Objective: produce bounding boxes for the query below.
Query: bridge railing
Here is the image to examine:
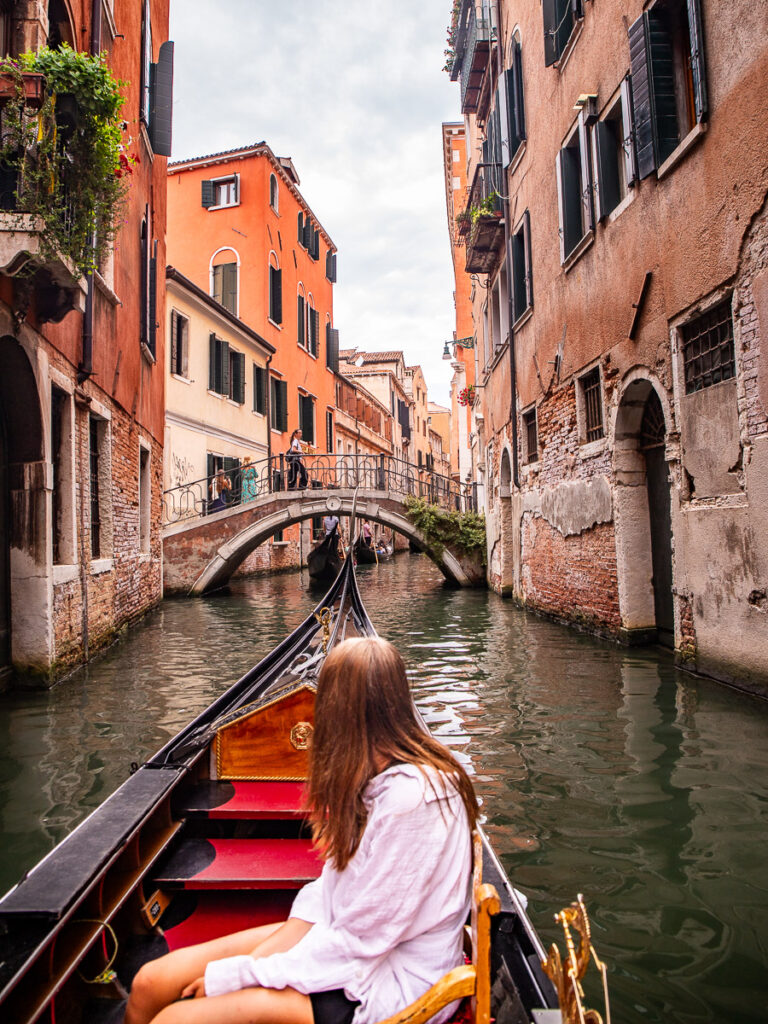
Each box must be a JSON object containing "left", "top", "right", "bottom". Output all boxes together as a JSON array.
[{"left": 161, "top": 453, "right": 475, "bottom": 527}]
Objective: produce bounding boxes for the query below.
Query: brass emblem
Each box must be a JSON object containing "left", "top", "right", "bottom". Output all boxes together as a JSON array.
[{"left": 290, "top": 721, "right": 313, "bottom": 750}]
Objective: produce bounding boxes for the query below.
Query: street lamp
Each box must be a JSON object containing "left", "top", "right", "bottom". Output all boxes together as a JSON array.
[{"left": 442, "top": 341, "right": 452, "bottom": 360}]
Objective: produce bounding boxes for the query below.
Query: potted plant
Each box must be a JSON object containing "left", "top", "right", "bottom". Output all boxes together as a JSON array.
[
  {"left": 455, "top": 209, "right": 471, "bottom": 235},
  {"left": 0, "top": 65, "right": 45, "bottom": 108}
]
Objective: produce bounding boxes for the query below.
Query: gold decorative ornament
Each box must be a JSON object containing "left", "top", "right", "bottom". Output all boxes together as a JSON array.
[
  {"left": 541, "top": 894, "right": 611, "bottom": 1024},
  {"left": 314, "top": 606, "right": 332, "bottom": 653},
  {"left": 290, "top": 721, "right": 313, "bottom": 750}
]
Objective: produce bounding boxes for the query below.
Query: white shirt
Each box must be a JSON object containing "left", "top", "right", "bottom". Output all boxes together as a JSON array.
[{"left": 204, "top": 764, "right": 472, "bottom": 1023}]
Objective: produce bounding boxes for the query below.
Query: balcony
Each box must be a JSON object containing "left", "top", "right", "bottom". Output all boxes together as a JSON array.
[
  {"left": 463, "top": 163, "right": 505, "bottom": 274},
  {"left": 454, "top": 4, "right": 492, "bottom": 114}
]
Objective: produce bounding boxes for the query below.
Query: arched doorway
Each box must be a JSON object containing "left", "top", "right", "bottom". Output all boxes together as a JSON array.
[
  {"left": 613, "top": 376, "right": 674, "bottom": 645},
  {"left": 640, "top": 389, "right": 674, "bottom": 646}
]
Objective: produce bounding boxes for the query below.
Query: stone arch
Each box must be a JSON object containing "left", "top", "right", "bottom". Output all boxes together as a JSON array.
[
  {"left": 0, "top": 336, "right": 46, "bottom": 677},
  {"left": 183, "top": 496, "right": 475, "bottom": 594},
  {"left": 496, "top": 443, "right": 517, "bottom": 596},
  {"left": 611, "top": 370, "right": 675, "bottom": 643}
]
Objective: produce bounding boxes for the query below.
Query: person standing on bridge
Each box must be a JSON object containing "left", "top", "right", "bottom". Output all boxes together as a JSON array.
[{"left": 287, "top": 429, "right": 308, "bottom": 490}]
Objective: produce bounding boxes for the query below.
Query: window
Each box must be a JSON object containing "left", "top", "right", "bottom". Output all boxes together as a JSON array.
[
  {"left": 501, "top": 37, "right": 526, "bottom": 164},
  {"left": 681, "top": 298, "right": 735, "bottom": 395},
  {"left": 139, "top": 443, "right": 151, "bottom": 554},
  {"left": 269, "top": 173, "right": 279, "bottom": 212},
  {"left": 325, "top": 249, "right": 337, "bottom": 282},
  {"left": 326, "top": 322, "right": 339, "bottom": 373},
  {"left": 326, "top": 410, "right": 334, "bottom": 453},
  {"left": 170, "top": 309, "right": 189, "bottom": 376},
  {"left": 140, "top": 212, "right": 157, "bottom": 357},
  {"left": 556, "top": 113, "right": 594, "bottom": 262},
  {"left": 270, "top": 377, "right": 288, "bottom": 432},
  {"left": 208, "top": 334, "right": 245, "bottom": 403},
  {"left": 301, "top": 215, "right": 320, "bottom": 260},
  {"left": 269, "top": 256, "right": 282, "bottom": 324},
  {"left": 273, "top": 529, "right": 284, "bottom": 542},
  {"left": 511, "top": 210, "right": 533, "bottom": 322},
  {"left": 51, "top": 384, "right": 74, "bottom": 564},
  {"left": 523, "top": 407, "right": 539, "bottom": 463},
  {"left": 253, "top": 364, "right": 267, "bottom": 414},
  {"left": 543, "top": 0, "right": 583, "bottom": 66},
  {"left": 297, "top": 288, "right": 306, "bottom": 349},
  {"left": 312, "top": 515, "right": 324, "bottom": 541},
  {"left": 202, "top": 175, "right": 239, "bottom": 209},
  {"left": 628, "top": 0, "right": 707, "bottom": 179},
  {"left": 297, "top": 211, "right": 304, "bottom": 244},
  {"left": 298, "top": 393, "right": 315, "bottom": 446},
  {"left": 593, "top": 81, "right": 636, "bottom": 220},
  {"left": 307, "top": 300, "right": 319, "bottom": 357},
  {"left": 212, "top": 262, "right": 237, "bottom": 315},
  {"left": 578, "top": 367, "right": 604, "bottom": 443}
]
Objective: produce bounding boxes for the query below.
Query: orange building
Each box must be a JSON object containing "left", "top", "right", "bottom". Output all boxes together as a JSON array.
[
  {"left": 167, "top": 145, "right": 338, "bottom": 461},
  {"left": 441, "top": 122, "right": 475, "bottom": 486}
]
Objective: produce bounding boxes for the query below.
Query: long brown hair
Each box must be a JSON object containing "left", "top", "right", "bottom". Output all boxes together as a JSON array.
[{"left": 306, "top": 636, "right": 478, "bottom": 870}]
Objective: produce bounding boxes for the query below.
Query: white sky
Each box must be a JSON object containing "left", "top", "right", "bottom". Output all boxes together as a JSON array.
[{"left": 169, "top": 0, "right": 461, "bottom": 405}]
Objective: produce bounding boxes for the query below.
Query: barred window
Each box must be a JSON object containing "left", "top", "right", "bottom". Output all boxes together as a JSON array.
[
  {"left": 681, "top": 299, "right": 735, "bottom": 395},
  {"left": 579, "top": 367, "right": 604, "bottom": 443},
  {"left": 523, "top": 408, "right": 538, "bottom": 463}
]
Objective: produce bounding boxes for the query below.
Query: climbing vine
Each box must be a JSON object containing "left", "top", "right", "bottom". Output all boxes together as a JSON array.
[{"left": 404, "top": 495, "right": 486, "bottom": 566}]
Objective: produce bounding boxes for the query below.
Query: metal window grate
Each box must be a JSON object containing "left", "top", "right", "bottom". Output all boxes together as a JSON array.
[
  {"left": 524, "top": 408, "right": 538, "bottom": 463},
  {"left": 681, "top": 299, "right": 735, "bottom": 395},
  {"left": 581, "top": 368, "right": 604, "bottom": 442}
]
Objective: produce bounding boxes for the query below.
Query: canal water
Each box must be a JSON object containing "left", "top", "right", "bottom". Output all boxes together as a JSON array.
[{"left": 1, "top": 554, "right": 767, "bottom": 1023}]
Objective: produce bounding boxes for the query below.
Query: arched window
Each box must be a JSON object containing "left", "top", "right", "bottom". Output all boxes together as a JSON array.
[
  {"left": 210, "top": 247, "right": 239, "bottom": 316},
  {"left": 269, "top": 173, "right": 279, "bottom": 212},
  {"left": 269, "top": 251, "right": 282, "bottom": 325}
]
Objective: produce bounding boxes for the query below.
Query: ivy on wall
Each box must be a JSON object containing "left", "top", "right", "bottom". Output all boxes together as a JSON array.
[{"left": 404, "top": 495, "right": 487, "bottom": 567}]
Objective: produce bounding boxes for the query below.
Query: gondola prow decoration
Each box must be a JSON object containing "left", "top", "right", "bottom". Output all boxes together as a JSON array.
[{"left": 541, "top": 894, "right": 611, "bottom": 1024}]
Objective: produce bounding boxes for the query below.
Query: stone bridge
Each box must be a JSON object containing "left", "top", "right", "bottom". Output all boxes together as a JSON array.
[{"left": 162, "top": 489, "right": 485, "bottom": 594}]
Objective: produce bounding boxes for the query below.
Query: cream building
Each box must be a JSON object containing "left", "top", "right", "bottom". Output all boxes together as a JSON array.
[{"left": 164, "top": 267, "right": 275, "bottom": 510}]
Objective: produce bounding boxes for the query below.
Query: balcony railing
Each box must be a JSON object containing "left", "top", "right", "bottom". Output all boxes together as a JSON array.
[
  {"left": 458, "top": 6, "right": 492, "bottom": 113},
  {"left": 463, "top": 162, "right": 505, "bottom": 274},
  {"left": 162, "top": 453, "right": 476, "bottom": 527}
]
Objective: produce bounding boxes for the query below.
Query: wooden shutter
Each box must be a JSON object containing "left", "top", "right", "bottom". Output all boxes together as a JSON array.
[
  {"left": 213, "top": 265, "right": 223, "bottom": 306},
  {"left": 310, "top": 308, "right": 319, "bottom": 356},
  {"left": 511, "top": 41, "right": 526, "bottom": 146},
  {"left": 629, "top": 12, "right": 679, "bottom": 179},
  {"left": 226, "top": 262, "right": 238, "bottom": 314},
  {"left": 511, "top": 225, "right": 526, "bottom": 322},
  {"left": 232, "top": 351, "right": 245, "bottom": 403},
  {"left": 578, "top": 112, "right": 594, "bottom": 232},
  {"left": 297, "top": 294, "right": 305, "bottom": 346},
  {"left": 149, "top": 40, "right": 174, "bottom": 157},
  {"left": 496, "top": 79, "right": 511, "bottom": 168},
  {"left": 298, "top": 212, "right": 304, "bottom": 244},
  {"left": 686, "top": 0, "right": 707, "bottom": 122},
  {"left": 270, "top": 266, "right": 282, "bottom": 324},
  {"left": 208, "top": 333, "right": 217, "bottom": 390},
  {"left": 170, "top": 310, "right": 178, "bottom": 373},
  {"left": 326, "top": 250, "right": 337, "bottom": 282},
  {"left": 326, "top": 326, "right": 339, "bottom": 373},
  {"left": 140, "top": 207, "right": 149, "bottom": 346},
  {"left": 278, "top": 380, "right": 288, "bottom": 432},
  {"left": 253, "top": 365, "right": 266, "bottom": 413},
  {"left": 219, "top": 340, "right": 230, "bottom": 397},
  {"left": 557, "top": 146, "right": 582, "bottom": 259},
  {"left": 326, "top": 411, "right": 333, "bottom": 453},
  {"left": 542, "top": 0, "right": 560, "bottom": 66},
  {"left": 201, "top": 180, "right": 215, "bottom": 208},
  {"left": 620, "top": 76, "right": 638, "bottom": 187}
]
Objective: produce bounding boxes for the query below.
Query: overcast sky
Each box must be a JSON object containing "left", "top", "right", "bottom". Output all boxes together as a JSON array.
[{"left": 169, "top": 0, "right": 461, "bottom": 405}]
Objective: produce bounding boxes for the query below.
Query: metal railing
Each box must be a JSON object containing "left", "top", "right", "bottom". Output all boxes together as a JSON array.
[{"left": 162, "top": 453, "right": 476, "bottom": 527}]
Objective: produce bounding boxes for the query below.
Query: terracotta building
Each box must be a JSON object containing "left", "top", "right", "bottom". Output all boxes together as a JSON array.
[
  {"left": 338, "top": 350, "right": 413, "bottom": 462},
  {"left": 441, "top": 121, "right": 476, "bottom": 487},
  {"left": 447, "top": 0, "right": 768, "bottom": 693},
  {"left": 167, "top": 144, "right": 339, "bottom": 571},
  {"left": 0, "top": 1, "right": 172, "bottom": 686}
]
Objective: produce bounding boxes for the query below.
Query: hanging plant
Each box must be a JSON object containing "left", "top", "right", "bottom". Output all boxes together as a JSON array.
[
  {"left": 0, "top": 45, "right": 136, "bottom": 277},
  {"left": 457, "top": 384, "right": 476, "bottom": 406},
  {"left": 443, "top": 0, "right": 463, "bottom": 74}
]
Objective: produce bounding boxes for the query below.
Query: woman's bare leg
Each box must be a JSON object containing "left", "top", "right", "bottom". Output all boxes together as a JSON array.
[
  {"left": 149, "top": 985, "right": 313, "bottom": 1024},
  {"left": 125, "top": 918, "right": 312, "bottom": 1024}
]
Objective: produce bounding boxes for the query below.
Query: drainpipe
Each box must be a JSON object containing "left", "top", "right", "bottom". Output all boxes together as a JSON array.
[
  {"left": 78, "top": 2, "right": 103, "bottom": 384},
  {"left": 491, "top": 0, "right": 520, "bottom": 488},
  {"left": 265, "top": 355, "right": 273, "bottom": 486}
]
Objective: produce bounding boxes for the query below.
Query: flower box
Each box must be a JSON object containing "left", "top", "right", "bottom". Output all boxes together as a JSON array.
[{"left": 0, "top": 71, "right": 45, "bottom": 109}]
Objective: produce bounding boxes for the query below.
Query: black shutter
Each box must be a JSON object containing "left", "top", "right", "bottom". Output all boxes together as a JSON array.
[
  {"left": 543, "top": 0, "right": 571, "bottom": 66},
  {"left": 278, "top": 380, "right": 288, "bottom": 432},
  {"left": 326, "top": 250, "right": 337, "bottom": 282},
  {"left": 559, "top": 145, "right": 583, "bottom": 257},
  {"left": 302, "top": 220, "right": 312, "bottom": 249},
  {"left": 170, "top": 310, "right": 178, "bottom": 373},
  {"left": 253, "top": 365, "right": 266, "bottom": 413},
  {"left": 595, "top": 120, "right": 621, "bottom": 220},
  {"left": 201, "top": 180, "right": 215, "bottom": 208},
  {"left": 149, "top": 40, "right": 174, "bottom": 157},
  {"left": 511, "top": 226, "right": 525, "bottom": 322},
  {"left": 140, "top": 209, "right": 149, "bottom": 346},
  {"left": 206, "top": 453, "right": 214, "bottom": 494},
  {"left": 512, "top": 41, "right": 526, "bottom": 145},
  {"left": 148, "top": 242, "right": 157, "bottom": 357},
  {"left": 237, "top": 352, "right": 246, "bottom": 403},
  {"left": 629, "top": 12, "right": 679, "bottom": 179},
  {"left": 220, "top": 340, "right": 230, "bottom": 397},
  {"left": 326, "top": 410, "right": 333, "bottom": 453},
  {"left": 269, "top": 266, "right": 282, "bottom": 323},
  {"left": 310, "top": 308, "right": 319, "bottom": 356},
  {"left": 297, "top": 294, "right": 305, "bottom": 346},
  {"left": 523, "top": 209, "right": 533, "bottom": 310},
  {"left": 298, "top": 212, "right": 304, "bottom": 244},
  {"left": 686, "top": 0, "right": 707, "bottom": 122},
  {"left": 326, "top": 326, "right": 339, "bottom": 373},
  {"left": 208, "top": 333, "right": 217, "bottom": 391}
]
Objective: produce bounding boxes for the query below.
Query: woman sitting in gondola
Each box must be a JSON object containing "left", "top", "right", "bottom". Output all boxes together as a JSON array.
[{"left": 125, "top": 636, "right": 477, "bottom": 1024}]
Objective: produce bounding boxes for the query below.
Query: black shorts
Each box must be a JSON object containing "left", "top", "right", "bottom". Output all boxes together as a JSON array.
[{"left": 310, "top": 989, "right": 360, "bottom": 1024}]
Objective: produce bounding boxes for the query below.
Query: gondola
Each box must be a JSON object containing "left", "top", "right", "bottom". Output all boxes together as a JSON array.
[
  {"left": 306, "top": 528, "right": 343, "bottom": 584},
  {"left": 0, "top": 547, "right": 605, "bottom": 1024},
  {"left": 353, "top": 536, "right": 377, "bottom": 564}
]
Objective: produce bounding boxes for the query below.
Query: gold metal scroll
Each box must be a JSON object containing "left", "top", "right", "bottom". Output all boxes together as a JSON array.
[{"left": 541, "top": 894, "right": 611, "bottom": 1024}]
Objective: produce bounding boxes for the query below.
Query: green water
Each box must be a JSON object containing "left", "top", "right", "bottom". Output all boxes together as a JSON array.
[{"left": 1, "top": 554, "right": 766, "bottom": 1022}]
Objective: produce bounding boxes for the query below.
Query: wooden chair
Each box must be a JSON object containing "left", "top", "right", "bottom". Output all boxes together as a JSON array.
[{"left": 374, "top": 832, "right": 500, "bottom": 1024}]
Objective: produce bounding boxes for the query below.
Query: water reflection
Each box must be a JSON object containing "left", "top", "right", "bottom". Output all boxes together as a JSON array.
[{"left": 1, "top": 555, "right": 767, "bottom": 1023}]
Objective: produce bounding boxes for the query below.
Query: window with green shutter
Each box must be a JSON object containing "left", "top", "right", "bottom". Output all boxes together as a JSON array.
[
  {"left": 297, "top": 293, "right": 306, "bottom": 348},
  {"left": 228, "top": 349, "right": 245, "bottom": 404},
  {"left": 270, "top": 377, "right": 288, "bottom": 432},
  {"left": 308, "top": 305, "right": 319, "bottom": 357},
  {"left": 170, "top": 310, "right": 189, "bottom": 377},
  {"left": 208, "top": 334, "right": 231, "bottom": 396},
  {"left": 511, "top": 210, "right": 532, "bottom": 322},
  {"left": 542, "top": 0, "right": 582, "bottom": 66},
  {"left": 298, "top": 393, "right": 315, "bottom": 445},
  {"left": 326, "top": 325, "right": 339, "bottom": 373},
  {"left": 212, "top": 262, "right": 238, "bottom": 314},
  {"left": 269, "top": 264, "right": 282, "bottom": 324},
  {"left": 555, "top": 114, "right": 593, "bottom": 262},
  {"left": 253, "top": 365, "right": 267, "bottom": 414}
]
